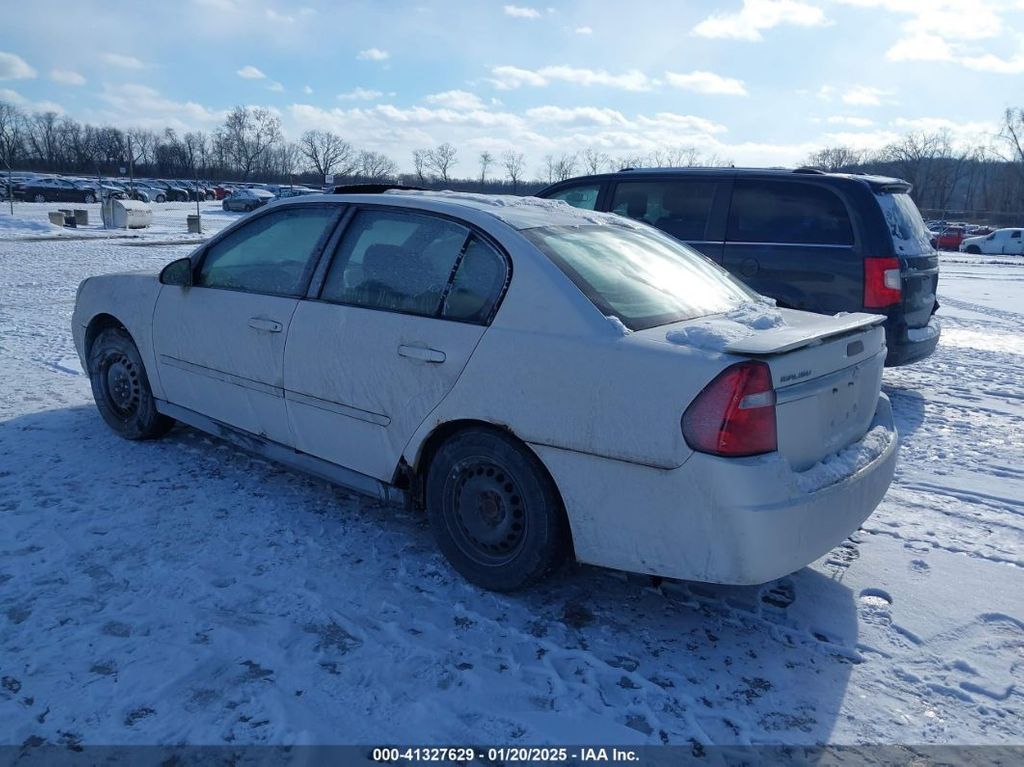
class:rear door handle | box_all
[248,317,283,333]
[398,345,446,363]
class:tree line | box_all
[2,97,1023,221]
[804,109,1024,223]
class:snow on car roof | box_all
[304,189,640,231]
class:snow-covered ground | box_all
[0,213,1020,747]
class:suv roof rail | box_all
[793,167,826,174]
[332,183,425,194]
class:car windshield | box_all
[524,224,758,331]
[876,192,932,254]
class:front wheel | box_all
[966,245,981,254]
[425,428,569,591]
[84,193,96,204]
[88,327,174,440]
[33,193,46,203]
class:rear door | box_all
[284,206,509,481]
[607,177,726,262]
[1007,229,1024,255]
[723,179,860,313]
[874,190,938,328]
[152,204,341,445]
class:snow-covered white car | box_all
[959,227,1024,255]
[72,192,898,591]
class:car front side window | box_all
[320,209,472,318]
[196,206,338,297]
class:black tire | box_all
[156,194,166,203]
[84,193,96,204]
[33,193,46,203]
[425,427,569,591]
[88,327,174,440]
[966,245,981,254]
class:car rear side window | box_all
[611,180,716,240]
[197,206,337,296]
[441,236,507,323]
[545,184,600,210]
[321,209,472,318]
[727,180,854,246]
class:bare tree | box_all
[543,152,577,183]
[478,150,493,185]
[299,129,355,181]
[581,146,609,175]
[0,101,26,213]
[412,149,428,184]
[424,142,458,183]
[358,150,398,181]
[804,145,864,172]
[1000,107,1024,184]
[27,111,61,170]
[502,149,525,192]
[223,105,282,181]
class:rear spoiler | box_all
[725,313,885,356]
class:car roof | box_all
[549,166,912,192]
[274,190,639,231]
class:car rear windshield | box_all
[876,192,933,255]
[524,224,758,331]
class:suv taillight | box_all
[682,361,777,457]
[864,257,902,308]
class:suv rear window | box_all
[524,224,757,331]
[876,192,932,254]
[727,180,854,245]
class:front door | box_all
[152,204,340,444]
[284,206,509,481]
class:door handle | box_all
[398,345,446,363]
[248,317,283,333]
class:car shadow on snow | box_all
[882,384,927,439]
[0,405,859,746]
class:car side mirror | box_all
[160,257,193,287]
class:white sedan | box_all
[959,227,1024,255]
[72,192,898,591]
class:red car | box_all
[934,226,966,251]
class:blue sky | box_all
[1,0,1023,175]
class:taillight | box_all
[864,257,902,308]
[682,361,777,457]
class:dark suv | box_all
[537,168,940,366]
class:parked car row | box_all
[3,172,323,206]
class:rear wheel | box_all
[33,193,46,203]
[84,193,96,204]
[88,327,174,440]
[425,428,569,591]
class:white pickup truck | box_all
[959,227,1024,255]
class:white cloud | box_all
[490,65,654,91]
[98,83,225,130]
[303,85,313,95]
[818,84,895,107]
[266,7,295,23]
[50,69,86,86]
[524,106,631,126]
[665,70,748,96]
[961,51,1024,74]
[886,31,954,62]
[821,129,901,151]
[237,65,266,79]
[423,90,487,110]
[826,115,875,127]
[100,52,145,69]
[692,0,829,41]
[357,48,390,61]
[338,87,384,101]
[0,52,36,80]
[0,87,62,114]
[504,4,541,18]
[268,81,284,92]
[574,25,593,34]
[891,116,999,140]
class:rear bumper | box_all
[533,396,899,585]
[884,315,940,366]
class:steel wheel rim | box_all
[103,352,141,416]
[444,457,527,567]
